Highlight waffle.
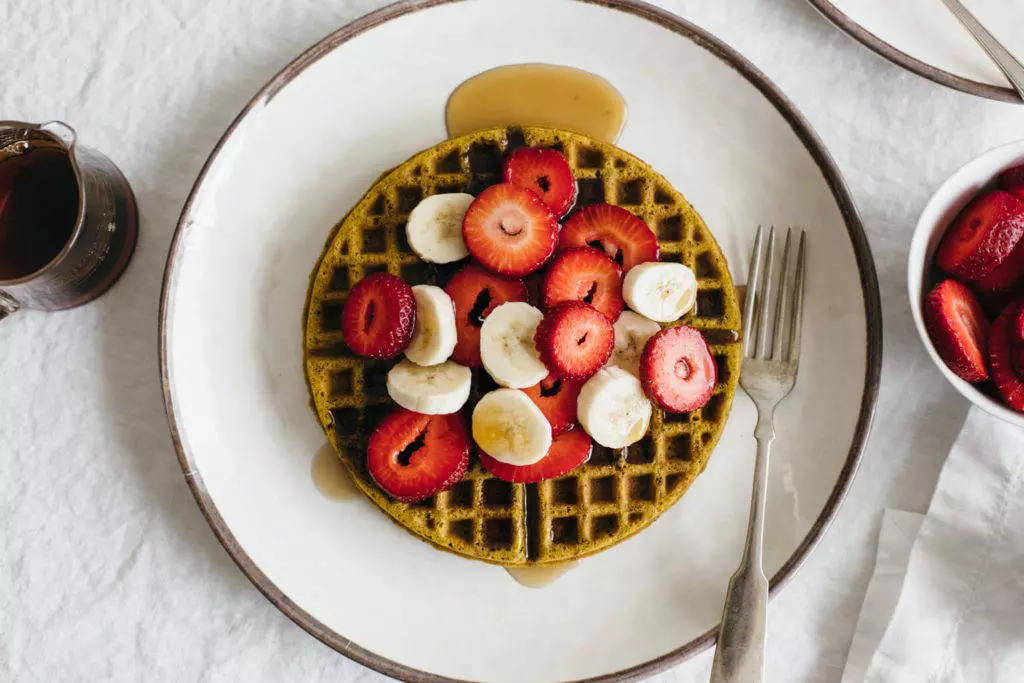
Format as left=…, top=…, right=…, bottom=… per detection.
left=303, top=126, right=741, bottom=566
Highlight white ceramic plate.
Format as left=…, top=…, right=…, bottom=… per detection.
left=809, top=0, right=1024, bottom=102
left=160, top=1, right=881, bottom=680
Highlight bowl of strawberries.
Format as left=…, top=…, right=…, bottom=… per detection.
left=909, top=141, right=1024, bottom=425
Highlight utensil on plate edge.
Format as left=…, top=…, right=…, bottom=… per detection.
left=710, top=227, right=807, bottom=683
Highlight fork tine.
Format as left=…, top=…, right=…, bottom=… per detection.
left=788, top=231, right=807, bottom=363
left=771, top=229, right=794, bottom=360
left=755, top=227, right=777, bottom=359
left=741, top=226, right=765, bottom=358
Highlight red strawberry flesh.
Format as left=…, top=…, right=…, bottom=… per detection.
left=534, top=301, right=615, bottom=380
left=542, top=246, right=624, bottom=322
left=479, top=428, right=592, bottom=483
left=923, top=280, right=990, bottom=384
left=999, top=164, right=1024, bottom=202
left=444, top=264, right=528, bottom=367
left=367, top=409, right=470, bottom=502
left=340, top=272, right=416, bottom=359
left=974, top=235, right=1024, bottom=295
left=1010, top=305, right=1024, bottom=378
left=989, top=303, right=1024, bottom=412
left=559, top=203, right=659, bottom=271
left=502, top=147, right=577, bottom=218
left=935, top=190, right=1024, bottom=282
left=462, top=183, right=558, bottom=277
left=522, top=373, right=584, bottom=436
left=639, top=325, right=716, bottom=412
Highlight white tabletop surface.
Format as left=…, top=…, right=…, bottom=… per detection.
left=3, top=0, right=1024, bottom=681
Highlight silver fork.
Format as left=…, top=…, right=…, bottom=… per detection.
left=940, top=0, right=1024, bottom=100
left=709, top=226, right=807, bottom=683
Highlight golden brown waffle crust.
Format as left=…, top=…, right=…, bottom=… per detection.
left=303, top=126, right=742, bottom=567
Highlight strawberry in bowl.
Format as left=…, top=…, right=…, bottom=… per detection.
left=910, top=142, right=1024, bottom=424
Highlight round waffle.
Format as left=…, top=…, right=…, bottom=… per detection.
left=303, top=126, right=741, bottom=566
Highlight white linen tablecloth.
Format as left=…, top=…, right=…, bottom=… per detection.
left=3, top=0, right=1024, bottom=680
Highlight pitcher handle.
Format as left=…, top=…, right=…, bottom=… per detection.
left=0, top=291, right=20, bottom=321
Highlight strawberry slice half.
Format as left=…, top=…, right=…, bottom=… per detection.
left=534, top=301, right=615, bottom=380
left=522, top=373, right=584, bottom=435
left=367, top=408, right=471, bottom=502
left=559, top=203, right=659, bottom=271
left=989, top=303, right=1024, bottom=412
left=975, top=234, right=1024, bottom=296
left=462, top=183, right=559, bottom=277
left=1010, top=305, right=1024, bottom=378
left=444, top=264, right=528, bottom=367
left=923, top=280, right=990, bottom=383
left=479, top=428, right=592, bottom=483
left=999, top=164, right=1024, bottom=202
left=936, top=190, right=1024, bottom=282
left=502, top=147, right=577, bottom=218
left=341, top=272, right=416, bottom=359
left=542, top=246, right=624, bottom=322
left=639, top=325, right=716, bottom=412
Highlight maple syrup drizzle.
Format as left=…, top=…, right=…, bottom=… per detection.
left=311, top=442, right=360, bottom=501
left=446, top=64, right=626, bottom=143
left=506, top=561, right=579, bottom=589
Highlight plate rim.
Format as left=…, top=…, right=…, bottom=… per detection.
left=157, top=0, right=883, bottom=680
left=805, top=0, right=1020, bottom=104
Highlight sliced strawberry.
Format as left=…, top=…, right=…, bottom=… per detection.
left=542, top=246, right=624, bottom=322
left=367, top=408, right=470, bottom=502
left=977, top=290, right=1019, bottom=320
left=502, top=147, right=577, bottom=218
left=462, top=183, right=559, bottom=277
left=639, top=325, right=716, bottom=412
left=479, top=428, right=592, bottom=483
left=1010, top=305, right=1024, bottom=378
left=522, top=373, right=584, bottom=435
left=534, top=301, right=614, bottom=380
left=341, top=272, right=416, bottom=359
left=989, top=303, right=1024, bottom=412
left=999, top=164, right=1024, bottom=202
left=975, top=236, right=1024, bottom=295
left=935, top=190, right=1024, bottom=282
left=923, top=280, right=990, bottom=383
left=559, top=203, right=659, bottom=271
left=444, top=264, right=528, bottom=367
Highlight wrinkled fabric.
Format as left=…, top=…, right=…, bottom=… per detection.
left=2, top=0, right=1024, bottom=681
left=845, top=411, right=1024, bottom=683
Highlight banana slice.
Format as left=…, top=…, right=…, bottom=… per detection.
left=480, top=301, right=549, bottom=389
left=472, top=388, right=553, bottom=466
left=577, top=366, right=653, bottom=448
left=622, top=262, right=697, bottom=323
left=406, top=193, right=474, bottom=264
left=609, top=311, right=663, bottom=376
left=386, top=359, right=471, bottom=414
left=405, top=285, right=458, bottom=366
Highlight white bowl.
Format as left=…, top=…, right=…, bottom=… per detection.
left=908, top=140, right=1024, bottom=427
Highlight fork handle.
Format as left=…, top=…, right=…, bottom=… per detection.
left=940, top=0, right=1024, bottom=98
left=709, top=425, right=773, bottom=683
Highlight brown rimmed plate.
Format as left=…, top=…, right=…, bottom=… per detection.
left=807, top=0, right=1023, bottom=103
left=159, top=0, right=882, bottom=680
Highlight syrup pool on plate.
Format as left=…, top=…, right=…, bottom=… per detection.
left=311, top=442, right=361, bottom=501
left=506, top=561, right=580, bottom=588
left=446, top=64, right=626, bottom=143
